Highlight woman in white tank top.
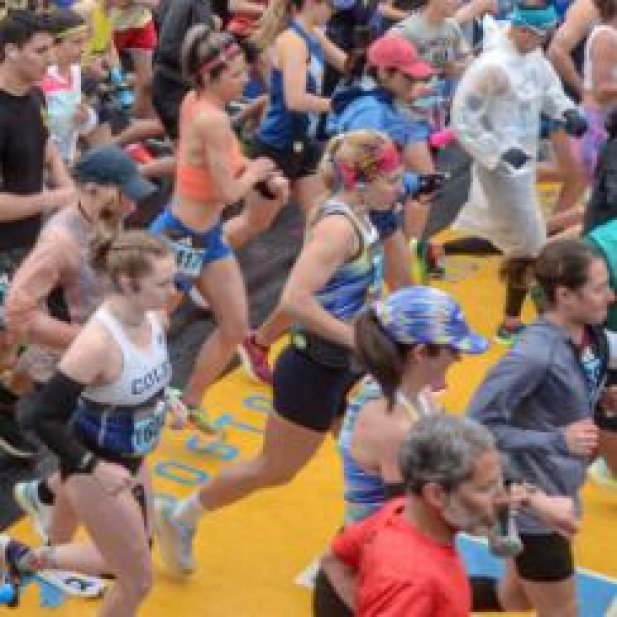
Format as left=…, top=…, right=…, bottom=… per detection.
left=0, top=230, right=178, bottom=617
left=580, top=0, right=617, bottom=177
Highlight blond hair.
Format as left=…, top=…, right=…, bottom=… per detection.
left=251, top=0, right=292, bottom=51
left=319, top=129, right=396, bottom=192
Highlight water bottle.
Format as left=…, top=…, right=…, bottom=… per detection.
left=489, top=504, right=523, bottom=558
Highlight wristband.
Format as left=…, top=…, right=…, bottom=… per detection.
left=73, top=452, right=99, bottom=475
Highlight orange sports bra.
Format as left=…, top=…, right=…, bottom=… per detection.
left=175, top=93, right=247, bottom=203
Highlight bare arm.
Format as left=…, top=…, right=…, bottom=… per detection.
left=199, top=112, right=274, bottom=204
left=378, top=1, right=410, bottom=23
left=547, top=0, right=596, bottom=98
left=278, top=215, right=359, bottom=348
left=0, top=187, right=76, bottom=222
left=5, top=231, right=81, bottom=349
left=454, top=0, right=497, bottom=26
left=278, top=33, right=330, bottom=113
left=45, top=140, right=74, bottom=189
left=589, top=30, right=617, bottom=105
left=229, top=0, right=264, bottom=15
left=320, top=551, right=357, bottom=610
left=312, top=27, right=347, bottom=73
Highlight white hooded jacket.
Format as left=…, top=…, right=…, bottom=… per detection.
left=452, top=16, right=575, bottom=171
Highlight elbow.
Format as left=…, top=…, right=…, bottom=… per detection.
left=284, top=92, right=307, bottom=113
left=278, top=288, right=308, bottom=320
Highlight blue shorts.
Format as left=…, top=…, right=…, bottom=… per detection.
left=149, top=208, right=233, bottom=291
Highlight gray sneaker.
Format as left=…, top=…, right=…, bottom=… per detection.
left=154, top=498, right=196, bottom=577
left=13, top=481, right=52, bottom=544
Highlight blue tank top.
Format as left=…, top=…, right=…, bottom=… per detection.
left=312, top=200, right=384, bottom=322
left=257, top=20, right=324, bottom=149
left=340, top=379, right=437, bottom=523
left=339, top=378, right=387, bottom=524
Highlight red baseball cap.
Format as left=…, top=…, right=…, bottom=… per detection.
left=367, top=35, right=434, bottom=80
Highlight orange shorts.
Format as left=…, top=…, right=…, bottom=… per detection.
left=113, top=19, right=157, bottom=52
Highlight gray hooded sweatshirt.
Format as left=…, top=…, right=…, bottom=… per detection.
left=467, top=318, right=608, bottom=534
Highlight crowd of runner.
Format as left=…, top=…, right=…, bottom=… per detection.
left=0, top=0, right=615, bottom=613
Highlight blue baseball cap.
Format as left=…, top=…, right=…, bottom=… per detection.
left=74, top=146, right=157, bottom=203
left=371, top=286, right=488, bottom=354
left=510, top=1, right=558, bottom=34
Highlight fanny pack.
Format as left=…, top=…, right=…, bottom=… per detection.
left=290, top=328, right=354, bottom=369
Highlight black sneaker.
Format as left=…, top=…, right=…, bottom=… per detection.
left=0, top=414, right=38, bottom=459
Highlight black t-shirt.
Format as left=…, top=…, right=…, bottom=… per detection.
left=0, top=86, right=48, bottom=250
left=154, top=0, right=214, bottom=77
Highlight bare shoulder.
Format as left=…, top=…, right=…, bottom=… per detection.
left=58, top=317, right=119, bottom=385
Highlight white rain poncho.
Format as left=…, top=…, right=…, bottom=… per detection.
left=451, top=17, right=576, bottom=256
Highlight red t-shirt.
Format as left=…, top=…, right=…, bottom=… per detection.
left=331, top=498, right=471, bottom=617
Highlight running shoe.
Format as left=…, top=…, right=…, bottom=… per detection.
left=153, top=498, right=196, bottom=577
left=166, top=388, right=225, bottom=440
left=237, top=332, right=273, bottom=385
left=588, top=458, right=617, bottom=491
left=0, top=534, right=32, bottom=606
left=494, top=322, right=526, bottom=346
left=13, top=481, right=52, bottom=544
left=0, top=414, right=38, bottom=459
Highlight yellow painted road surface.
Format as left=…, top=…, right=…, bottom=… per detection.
left=8, top=243, right=617, bottom=616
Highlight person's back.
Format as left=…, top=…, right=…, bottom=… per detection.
left=332, top=498, right=470, bottom=617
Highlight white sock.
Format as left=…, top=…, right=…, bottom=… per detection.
left=174, top=492, right=205, bottom=528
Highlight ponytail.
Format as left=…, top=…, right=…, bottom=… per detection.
left=355, top=309, right=408, bottom=411
left=251, top=0, right=292, bottom=50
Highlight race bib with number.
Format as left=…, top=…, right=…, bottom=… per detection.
left=131, top=400, right=167, bottom=455
left=170, top=240, right=205, bottom=279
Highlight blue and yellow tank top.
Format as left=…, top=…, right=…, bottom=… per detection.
left=311, top=200, right=384, bottom=322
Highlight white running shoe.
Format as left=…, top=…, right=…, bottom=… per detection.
left=588, top=458, right=617, bottom=491
left=13, top=481, right=52, bottom=544
left=154, top=498, right=196, bottom=577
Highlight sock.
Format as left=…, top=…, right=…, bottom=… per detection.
left=37, top=480, right=55, bottom=506
left=504, top=284, right=527, bottom=321
left=174, top=492, right=205, bottom=528
left=470, top=576, right=503, bottom=612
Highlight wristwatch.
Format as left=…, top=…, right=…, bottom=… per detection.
left=75, top=452, right=99, bottom=475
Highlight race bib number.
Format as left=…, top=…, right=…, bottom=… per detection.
left=170, top=240, right=205, bottom=278
left=131, top=401, right=167, bottom=455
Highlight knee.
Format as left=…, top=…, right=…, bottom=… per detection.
left=217, top=313, right=249, bottom=344
left=119, top=560, right=154, bottom=604
left=256, top=457, right=299, bottom=488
